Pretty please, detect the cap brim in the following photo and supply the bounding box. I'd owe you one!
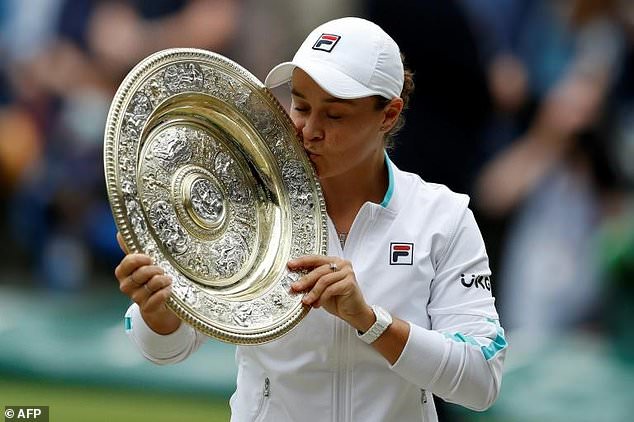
[264,62,296,89]
[265,59,379,100]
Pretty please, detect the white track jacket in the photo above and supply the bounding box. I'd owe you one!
[125,158,507,421]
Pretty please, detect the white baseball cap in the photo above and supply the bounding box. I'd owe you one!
[265,17,404,100]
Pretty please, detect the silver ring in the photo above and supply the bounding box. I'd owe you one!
[329,262,338,272]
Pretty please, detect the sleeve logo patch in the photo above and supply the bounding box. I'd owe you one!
[460,274,491,291]
[390,242,413,265]
[312,33,341,52]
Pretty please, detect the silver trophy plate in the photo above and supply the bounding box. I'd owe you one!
[104,48,327,344]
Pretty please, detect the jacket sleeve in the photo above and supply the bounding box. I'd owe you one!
[124,303,207,365]
[390,205,507,411]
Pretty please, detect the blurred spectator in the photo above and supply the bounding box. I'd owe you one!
[474,0,623,217]
[458,0,531,171]
[87,0,240,81]
[0,0,60,190]
[470,0,625,334]
[0,0,364,290]
[597,0,634,361]
[2,0,241,289]
[609,0,634,187]
[0,0,61,272]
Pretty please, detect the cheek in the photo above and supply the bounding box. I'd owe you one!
[289,113,303,131]
[340,120,376,144]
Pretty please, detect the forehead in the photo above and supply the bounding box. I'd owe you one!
[290,69,344,101]
[290,69,373,108]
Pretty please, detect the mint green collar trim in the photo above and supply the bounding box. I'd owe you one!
[380,151,394,208]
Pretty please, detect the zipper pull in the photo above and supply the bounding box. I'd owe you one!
[421,389,427,404]
[264,377,270,398]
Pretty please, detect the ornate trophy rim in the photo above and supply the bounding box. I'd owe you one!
[104,48,328,344]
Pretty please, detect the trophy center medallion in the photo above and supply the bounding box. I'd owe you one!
[185,175,226,229]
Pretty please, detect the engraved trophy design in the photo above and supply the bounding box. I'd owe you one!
[104,49,327,344]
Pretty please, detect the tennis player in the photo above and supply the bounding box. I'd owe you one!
[115,17,507,421]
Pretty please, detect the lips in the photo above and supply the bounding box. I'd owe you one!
[304,147,320,158]
[307,151,319,157]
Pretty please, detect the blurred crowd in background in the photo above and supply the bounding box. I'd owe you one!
[0,0,363,288]
[1,0,634,414]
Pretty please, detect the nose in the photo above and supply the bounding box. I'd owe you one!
[299,113,324,143]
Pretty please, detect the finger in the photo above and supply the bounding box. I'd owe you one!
[130,283,149,304]
[116,232,129,254]
[115,253,153,281]
[130,274,171,304]
[133,264,165,285]
[302,270,345,305]
[140,285,173,314]
[315,280,352,308]
[146,274,172,293]
[287,255,333,270]
[291,263,333,292]
[119,265,164,294]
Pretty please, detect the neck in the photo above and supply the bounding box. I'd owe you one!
[320,148,388,233]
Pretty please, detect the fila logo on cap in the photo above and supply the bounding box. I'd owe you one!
[312,33,341,52]
[390,242,413,265]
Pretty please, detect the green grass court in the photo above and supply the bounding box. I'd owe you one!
[0,286,236,421]
[0,377,231,422]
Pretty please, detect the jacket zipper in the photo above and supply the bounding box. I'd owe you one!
[264,377,270,397]
[331,221,349,422]
[253,377,270,422]
[335,320,351,422]
[331,209,372,422]
[420,389,427,421]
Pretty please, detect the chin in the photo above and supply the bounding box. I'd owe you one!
[306,159,323,176]
[315,169,337,180]
[313,169,327,180]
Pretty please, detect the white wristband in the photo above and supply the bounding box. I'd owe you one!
[357,305,392,344]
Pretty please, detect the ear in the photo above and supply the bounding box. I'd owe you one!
[380,97,404,132]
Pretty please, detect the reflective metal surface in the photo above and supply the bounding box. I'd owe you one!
[104,48,327,344]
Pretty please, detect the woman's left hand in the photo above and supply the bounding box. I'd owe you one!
[288,255,375,331]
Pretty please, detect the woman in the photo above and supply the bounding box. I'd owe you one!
[115,17,507,421]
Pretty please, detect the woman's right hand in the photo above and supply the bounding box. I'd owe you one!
[114,232,181,335]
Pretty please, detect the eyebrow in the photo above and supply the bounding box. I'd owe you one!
[290,88,353,105]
